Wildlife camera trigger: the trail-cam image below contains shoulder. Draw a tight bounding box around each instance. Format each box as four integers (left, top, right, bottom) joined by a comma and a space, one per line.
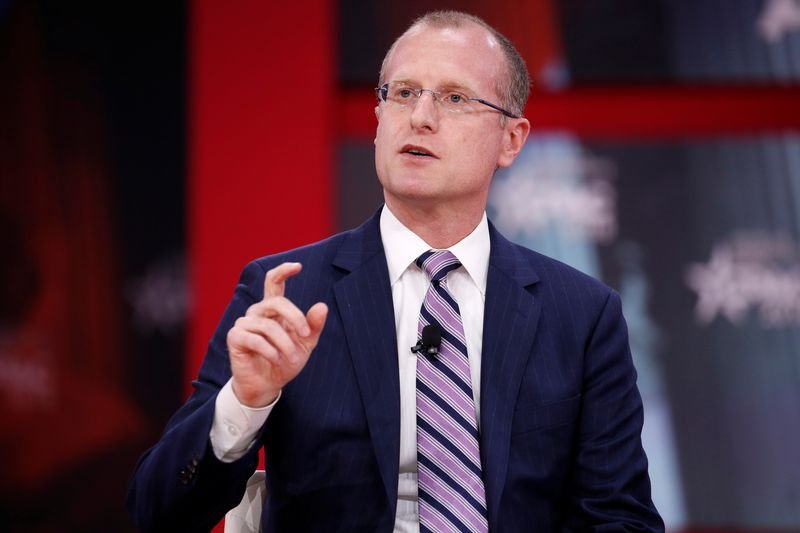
490, 223, 615, 302
235, 213, 382, 298
233, 231, 345, 291
492, 231, 628, 351
249, 231, 348, 272
530, 246, 611, 294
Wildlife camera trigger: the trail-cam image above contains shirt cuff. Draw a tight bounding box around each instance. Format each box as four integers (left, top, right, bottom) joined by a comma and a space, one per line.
209, 379, 279, 463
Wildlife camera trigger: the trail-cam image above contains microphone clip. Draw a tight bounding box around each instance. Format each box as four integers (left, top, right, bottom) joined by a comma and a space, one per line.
411, 325, 442, 360
411, 341, 439, 358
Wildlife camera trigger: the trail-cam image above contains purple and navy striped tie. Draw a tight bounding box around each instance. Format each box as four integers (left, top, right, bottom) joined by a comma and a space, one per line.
415, 250, 488, 533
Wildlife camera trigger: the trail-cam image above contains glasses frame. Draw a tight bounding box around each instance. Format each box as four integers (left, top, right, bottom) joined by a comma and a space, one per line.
375, 82, 521, 119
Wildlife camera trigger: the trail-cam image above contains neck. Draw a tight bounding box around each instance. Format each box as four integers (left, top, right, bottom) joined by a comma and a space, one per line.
384, 196, 485, 249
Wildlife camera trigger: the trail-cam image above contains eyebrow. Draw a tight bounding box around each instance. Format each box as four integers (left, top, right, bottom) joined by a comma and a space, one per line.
391, 78, 476, 94
437, 81, 473, 94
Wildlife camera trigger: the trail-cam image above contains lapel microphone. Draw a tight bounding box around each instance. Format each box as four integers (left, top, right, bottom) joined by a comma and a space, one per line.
411, 325, 442, 360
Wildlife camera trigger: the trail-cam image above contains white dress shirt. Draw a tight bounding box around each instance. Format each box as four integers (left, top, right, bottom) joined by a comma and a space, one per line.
209, 205, 490, 532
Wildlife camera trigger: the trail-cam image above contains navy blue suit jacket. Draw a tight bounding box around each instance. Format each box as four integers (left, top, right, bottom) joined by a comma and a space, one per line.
128, 210, 663, 532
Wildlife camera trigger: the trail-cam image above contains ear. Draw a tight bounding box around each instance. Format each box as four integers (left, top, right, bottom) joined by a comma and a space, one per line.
497, 117, 530, 168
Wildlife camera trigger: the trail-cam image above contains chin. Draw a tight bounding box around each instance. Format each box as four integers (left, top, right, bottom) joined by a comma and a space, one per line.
383, 177, 434, 196
389, 188, 446, 208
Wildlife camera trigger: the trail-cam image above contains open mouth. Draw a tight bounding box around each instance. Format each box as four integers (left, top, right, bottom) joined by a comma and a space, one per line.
402, 145, 437, 158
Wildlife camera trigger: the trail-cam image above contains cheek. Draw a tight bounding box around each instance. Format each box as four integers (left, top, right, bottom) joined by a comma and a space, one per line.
374, 124, 395, 177
374, 120, 396, 152
456, 131, 500, 167
373, 125, 389, 159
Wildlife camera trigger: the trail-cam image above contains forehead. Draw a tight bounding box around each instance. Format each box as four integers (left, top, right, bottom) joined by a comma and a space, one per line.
384, 23, 504, 94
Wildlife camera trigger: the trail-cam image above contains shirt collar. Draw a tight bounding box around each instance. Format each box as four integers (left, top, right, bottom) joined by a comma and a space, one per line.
379, 204, 490, 294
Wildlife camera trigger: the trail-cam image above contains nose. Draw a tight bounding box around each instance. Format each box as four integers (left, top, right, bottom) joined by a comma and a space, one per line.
409, 90, 439, 132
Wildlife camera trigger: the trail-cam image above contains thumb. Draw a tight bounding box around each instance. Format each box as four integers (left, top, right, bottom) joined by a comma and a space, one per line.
305, 302, 329, 343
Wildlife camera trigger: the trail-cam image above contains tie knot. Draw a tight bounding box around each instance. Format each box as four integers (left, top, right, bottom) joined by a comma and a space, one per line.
416, 250, 461, 282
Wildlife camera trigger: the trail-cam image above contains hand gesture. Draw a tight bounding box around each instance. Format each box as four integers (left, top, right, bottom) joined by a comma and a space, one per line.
226, 262, 328, 407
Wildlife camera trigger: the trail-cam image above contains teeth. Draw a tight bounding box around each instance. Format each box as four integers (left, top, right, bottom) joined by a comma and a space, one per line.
408, 149, 430, 156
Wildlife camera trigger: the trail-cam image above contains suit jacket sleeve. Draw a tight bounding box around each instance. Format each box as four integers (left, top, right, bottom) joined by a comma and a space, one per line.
564, 290, 664, 531
126, 260, 268, 532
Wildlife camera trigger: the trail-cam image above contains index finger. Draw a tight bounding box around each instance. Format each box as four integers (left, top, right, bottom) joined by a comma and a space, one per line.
264, 262, 303, 299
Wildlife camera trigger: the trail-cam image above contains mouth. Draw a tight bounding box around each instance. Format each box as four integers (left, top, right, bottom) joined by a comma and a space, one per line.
401, 144, 437, 158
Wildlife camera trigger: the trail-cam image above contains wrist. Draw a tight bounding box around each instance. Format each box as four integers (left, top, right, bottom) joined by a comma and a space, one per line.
231, 382, 280, 408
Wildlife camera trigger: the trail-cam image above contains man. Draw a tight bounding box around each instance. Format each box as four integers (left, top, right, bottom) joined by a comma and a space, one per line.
128, 11, 663, 532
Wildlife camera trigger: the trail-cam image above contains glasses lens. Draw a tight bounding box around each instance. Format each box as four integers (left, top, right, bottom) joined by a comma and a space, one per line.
387, 83, 418, 104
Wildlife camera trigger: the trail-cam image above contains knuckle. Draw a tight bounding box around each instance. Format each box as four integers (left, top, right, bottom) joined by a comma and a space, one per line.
246, 301, 263, 315
227, 328, 242, 346
245, 335, 262, 352
265, 267, 280, 284
265, 343, 279, 358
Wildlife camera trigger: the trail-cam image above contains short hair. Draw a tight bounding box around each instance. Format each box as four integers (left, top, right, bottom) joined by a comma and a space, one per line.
378, 10, 530, 117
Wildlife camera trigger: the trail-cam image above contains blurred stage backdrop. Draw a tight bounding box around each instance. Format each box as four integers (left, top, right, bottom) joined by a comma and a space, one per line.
1, 0, 799, 531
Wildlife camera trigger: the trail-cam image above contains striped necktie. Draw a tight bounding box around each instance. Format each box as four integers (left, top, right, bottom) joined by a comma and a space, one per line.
415, 250, 488, 532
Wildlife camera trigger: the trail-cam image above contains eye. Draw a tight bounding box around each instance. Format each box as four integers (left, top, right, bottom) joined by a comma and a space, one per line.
444, 91, 468, 105
390, 85, 417, 101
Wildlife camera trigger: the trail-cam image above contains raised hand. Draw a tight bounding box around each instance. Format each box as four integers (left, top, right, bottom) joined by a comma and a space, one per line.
226, 262, 328, 407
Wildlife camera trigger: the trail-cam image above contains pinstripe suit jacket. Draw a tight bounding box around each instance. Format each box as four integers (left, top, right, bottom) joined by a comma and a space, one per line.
128, 209, 663, 532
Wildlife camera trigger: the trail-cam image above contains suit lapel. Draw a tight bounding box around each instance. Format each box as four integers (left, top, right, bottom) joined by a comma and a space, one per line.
332, 211, 401, 510
480, 224, 541, 528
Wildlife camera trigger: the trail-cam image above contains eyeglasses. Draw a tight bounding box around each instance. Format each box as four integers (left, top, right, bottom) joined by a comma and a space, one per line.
375, 81, 520, 119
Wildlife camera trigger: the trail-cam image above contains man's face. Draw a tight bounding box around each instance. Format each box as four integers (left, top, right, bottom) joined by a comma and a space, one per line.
374, 23, 527, 214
